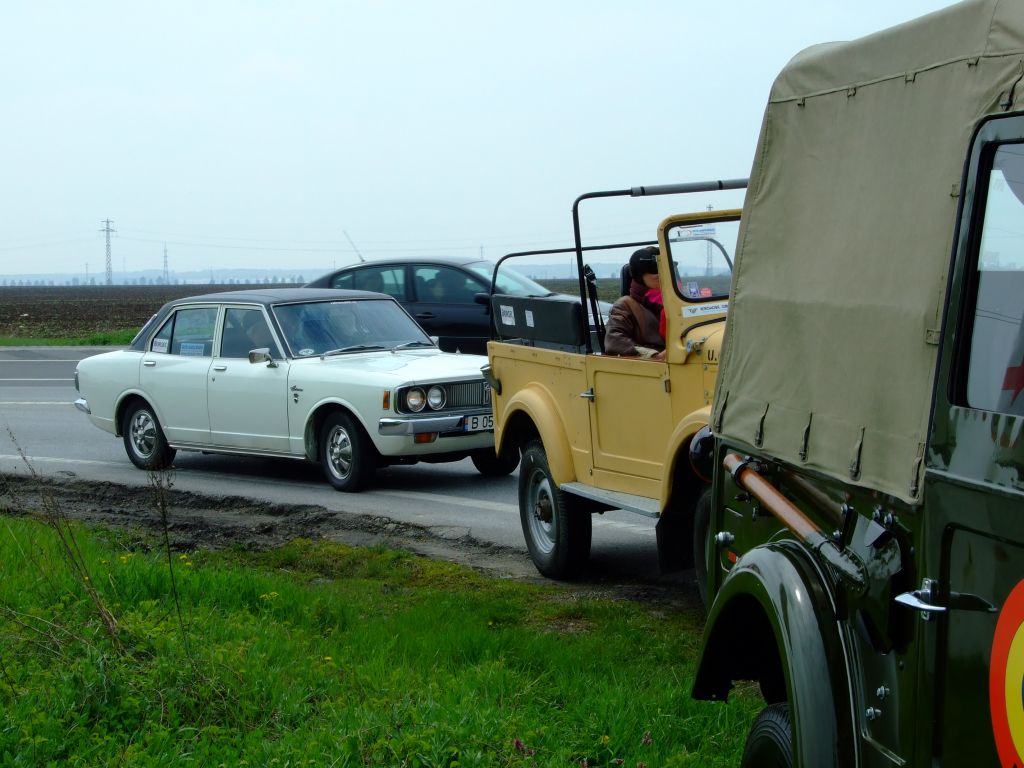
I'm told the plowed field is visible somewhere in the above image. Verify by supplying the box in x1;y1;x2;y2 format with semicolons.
0;284;286;339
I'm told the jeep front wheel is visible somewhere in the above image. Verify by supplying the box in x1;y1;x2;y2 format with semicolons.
518;440;591;579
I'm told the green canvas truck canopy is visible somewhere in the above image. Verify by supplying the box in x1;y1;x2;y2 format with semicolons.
713;0;1024;503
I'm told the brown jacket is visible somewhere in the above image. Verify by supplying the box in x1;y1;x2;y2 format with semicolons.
604;296;664;357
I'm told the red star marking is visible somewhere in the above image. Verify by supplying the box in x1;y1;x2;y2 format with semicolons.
1003;354;1024;405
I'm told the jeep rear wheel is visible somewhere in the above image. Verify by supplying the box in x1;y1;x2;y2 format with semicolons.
518;440;591;579
741;703;793;768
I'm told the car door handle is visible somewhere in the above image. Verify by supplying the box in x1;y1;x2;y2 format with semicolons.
213;365;227;372
143;360;156;367
416;312;436;319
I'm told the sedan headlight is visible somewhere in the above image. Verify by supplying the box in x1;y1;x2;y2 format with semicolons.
405;387;426;412
427;385;446;410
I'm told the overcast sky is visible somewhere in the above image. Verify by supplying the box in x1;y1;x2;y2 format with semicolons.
3;0;956;280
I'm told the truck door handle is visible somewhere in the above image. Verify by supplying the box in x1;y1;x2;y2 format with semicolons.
213;365;227;372
143;360;156;367
895;578;996;618
580;388;595;401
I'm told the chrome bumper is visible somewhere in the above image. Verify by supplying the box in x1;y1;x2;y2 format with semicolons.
378;411;487;436
74;397;91;415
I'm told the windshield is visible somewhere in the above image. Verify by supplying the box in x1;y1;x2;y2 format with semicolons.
272;299;433;357
665;215;740;301
465;261;553;297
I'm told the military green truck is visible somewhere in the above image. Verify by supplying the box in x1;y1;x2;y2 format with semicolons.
690;1;1024;765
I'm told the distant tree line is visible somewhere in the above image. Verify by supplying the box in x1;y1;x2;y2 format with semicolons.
0;275;307;287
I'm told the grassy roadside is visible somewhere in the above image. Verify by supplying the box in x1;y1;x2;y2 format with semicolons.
0;512;759;767
0;330;138;347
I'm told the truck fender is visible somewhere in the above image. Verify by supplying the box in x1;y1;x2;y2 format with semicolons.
692;542;857;767
496;384;576;485
660;405;712;508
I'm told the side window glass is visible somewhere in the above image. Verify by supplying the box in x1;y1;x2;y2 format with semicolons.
156;307;217;357
150;315;174;353
220;308;281;359
414;266;476;304
966;144;1024;414
330;272;354;289
666;217;739;301
354;267;405;300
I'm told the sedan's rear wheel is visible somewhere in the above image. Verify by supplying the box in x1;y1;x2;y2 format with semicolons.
320;412;375;492
121;401;175;470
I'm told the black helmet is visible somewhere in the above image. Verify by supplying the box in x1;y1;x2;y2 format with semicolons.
629;246;659;281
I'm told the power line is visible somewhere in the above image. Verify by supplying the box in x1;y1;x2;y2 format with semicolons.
99;219;115;286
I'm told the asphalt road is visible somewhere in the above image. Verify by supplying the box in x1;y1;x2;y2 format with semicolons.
0;347;687;586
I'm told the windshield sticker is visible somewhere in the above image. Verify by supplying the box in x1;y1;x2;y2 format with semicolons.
151;338;169;354
681;302;728;318
499;305;516;326
525;310;535;328
991;578;1024;768
179;342;206;356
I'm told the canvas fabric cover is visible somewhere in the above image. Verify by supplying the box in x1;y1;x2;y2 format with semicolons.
713;0;1024;503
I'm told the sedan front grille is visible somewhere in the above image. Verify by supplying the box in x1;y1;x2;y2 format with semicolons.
395;380;491;414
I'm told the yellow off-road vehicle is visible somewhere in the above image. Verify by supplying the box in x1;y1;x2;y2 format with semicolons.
483;180;745;582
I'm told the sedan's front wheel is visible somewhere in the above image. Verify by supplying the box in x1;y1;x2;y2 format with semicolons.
320;412;375;492
121;401;176;470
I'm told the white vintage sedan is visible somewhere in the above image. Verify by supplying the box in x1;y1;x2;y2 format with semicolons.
74;288;517;491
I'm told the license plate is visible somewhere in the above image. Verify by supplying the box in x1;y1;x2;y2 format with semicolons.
463;414;494;432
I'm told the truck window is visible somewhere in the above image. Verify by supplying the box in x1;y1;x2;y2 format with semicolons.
965;143;1024;415
665;216;739;301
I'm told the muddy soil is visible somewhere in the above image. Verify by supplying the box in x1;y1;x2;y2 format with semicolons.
0;473;700;609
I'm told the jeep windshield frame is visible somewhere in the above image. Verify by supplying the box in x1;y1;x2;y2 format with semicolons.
489;179;748;354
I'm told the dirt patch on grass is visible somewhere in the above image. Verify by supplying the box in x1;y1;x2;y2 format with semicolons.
0;473;700;610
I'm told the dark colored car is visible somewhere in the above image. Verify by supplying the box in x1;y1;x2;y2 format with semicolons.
305;256;605;355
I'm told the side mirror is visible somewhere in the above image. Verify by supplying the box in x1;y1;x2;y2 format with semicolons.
473;291;491;314
248;348;279;368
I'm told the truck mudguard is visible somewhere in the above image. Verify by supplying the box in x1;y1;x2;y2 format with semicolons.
692;542;857;767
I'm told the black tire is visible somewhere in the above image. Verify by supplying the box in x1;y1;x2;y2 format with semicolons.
693;486;712;608
741;703;793;768
470;446;520;476
121;400;176;470
518;440;591;579
319;412;375;492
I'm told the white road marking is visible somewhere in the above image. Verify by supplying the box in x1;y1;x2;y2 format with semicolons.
0;454;124;468
375;489;656;536
0;401;74;405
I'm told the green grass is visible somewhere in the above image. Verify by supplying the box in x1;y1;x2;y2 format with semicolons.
0;329;138;347
0;515;760;767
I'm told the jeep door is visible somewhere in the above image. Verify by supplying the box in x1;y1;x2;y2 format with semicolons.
585;355;673;494
924;119;1024;766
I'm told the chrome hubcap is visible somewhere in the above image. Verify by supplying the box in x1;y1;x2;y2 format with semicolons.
327;426;353;478
130;411;156;457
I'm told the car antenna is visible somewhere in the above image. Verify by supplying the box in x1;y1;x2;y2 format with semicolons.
343;229;365;263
